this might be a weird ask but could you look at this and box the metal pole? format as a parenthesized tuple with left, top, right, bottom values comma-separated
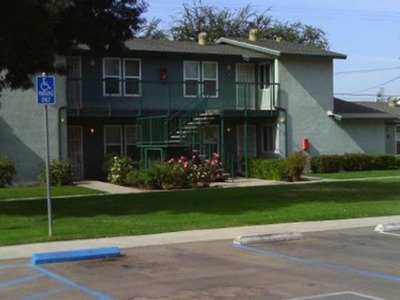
(244, 118, 248, 179)
(44, 104, 53, 236)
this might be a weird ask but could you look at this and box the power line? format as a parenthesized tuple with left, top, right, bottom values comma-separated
(335, 67, 400, 75)
(351, 75, 400, 94)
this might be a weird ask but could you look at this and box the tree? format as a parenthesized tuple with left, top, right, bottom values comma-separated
(0, 0, 147, 91)
(138, 18, 169, 40)
(171, 1, 329, 49)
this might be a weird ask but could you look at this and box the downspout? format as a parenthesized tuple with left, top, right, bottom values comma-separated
(58, 105, 68, 159)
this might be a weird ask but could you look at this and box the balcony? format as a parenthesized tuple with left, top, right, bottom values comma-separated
(66, 78, 280, 116)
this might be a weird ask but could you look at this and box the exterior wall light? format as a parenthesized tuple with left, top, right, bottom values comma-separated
(90, 128, 95, 134)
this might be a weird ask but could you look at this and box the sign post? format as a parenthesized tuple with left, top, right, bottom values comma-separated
(37, 73, 56, 236)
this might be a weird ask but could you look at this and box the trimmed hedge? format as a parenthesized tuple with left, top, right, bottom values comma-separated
(310, 154, 400, 173)
(250, 158, 287, 181)
(250, 151, 308, 182)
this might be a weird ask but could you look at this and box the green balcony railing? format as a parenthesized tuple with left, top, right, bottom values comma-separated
(66, 78, 280, 115)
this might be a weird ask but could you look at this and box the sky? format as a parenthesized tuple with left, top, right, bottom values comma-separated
(144, 0, 400, 101)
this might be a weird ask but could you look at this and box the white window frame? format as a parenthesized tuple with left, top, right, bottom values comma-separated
(104, 125, 123, 156)
(124, 125, 140, 155)
(183, 61, 201, 98)
(258, 63, 271, 90)
(202, 61, 218, 98)
(66, 56, 82, 107)
(103, 57, 122, 96)
(261, 124, 276, 153)
(123, 58, 142, 97)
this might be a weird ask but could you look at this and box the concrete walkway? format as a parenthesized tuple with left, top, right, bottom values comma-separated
(76, 180, 143, 194)
(1, 215, 400, 260)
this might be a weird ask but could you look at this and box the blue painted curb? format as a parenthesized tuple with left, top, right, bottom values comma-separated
(31, 247, 120, 265)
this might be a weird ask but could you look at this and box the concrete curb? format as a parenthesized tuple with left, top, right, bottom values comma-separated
(233, 232, 303, 245)
(31, 247, 120, 265)
(375, 223, 400, 232)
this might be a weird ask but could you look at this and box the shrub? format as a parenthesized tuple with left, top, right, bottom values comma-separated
(371, 154, 400, 170)
(286, 151, 308, 182)
(0, 157, 16, 187)
(250, 158, 287, 181)
(38, 159, 73, 186)
(106, 156, 133, 185)
(310, 155, 342, 173)
(341, 153, 373, 171)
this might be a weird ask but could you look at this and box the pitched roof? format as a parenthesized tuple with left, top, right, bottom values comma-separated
(333, 98, 400, 120)
(217, 37, 347, 59)
(77, 39, 271, 58)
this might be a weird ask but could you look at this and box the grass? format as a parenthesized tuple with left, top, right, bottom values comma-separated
(0, 185, 102, 201)
(310, 169, 400, 179)
(2, 178, 400, 245)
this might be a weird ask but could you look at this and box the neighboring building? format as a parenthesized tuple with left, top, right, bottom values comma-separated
(1, 33, 397, 183)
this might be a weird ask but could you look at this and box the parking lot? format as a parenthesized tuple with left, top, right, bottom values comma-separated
(1, 227, 400, 299)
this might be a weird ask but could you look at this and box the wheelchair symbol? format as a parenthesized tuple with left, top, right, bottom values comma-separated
(40, 78, 51, 92)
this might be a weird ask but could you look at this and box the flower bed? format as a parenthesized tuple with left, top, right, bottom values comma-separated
(106, 152, 225, 190)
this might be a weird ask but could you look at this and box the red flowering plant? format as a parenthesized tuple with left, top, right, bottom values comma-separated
(164, 156, 193, 189)
(190, 152, 225, 187)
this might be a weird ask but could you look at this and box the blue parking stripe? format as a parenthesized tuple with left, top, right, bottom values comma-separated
(33, 265, 114, 300)
(0, 274, 45, 289)
(235, 244, 400, 283)
(19, 287, 71, 300)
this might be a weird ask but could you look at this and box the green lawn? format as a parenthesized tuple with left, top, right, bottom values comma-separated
(0, 185, 102, 201)
(2, 178, 400, 245)
(310, 169, 400, 179)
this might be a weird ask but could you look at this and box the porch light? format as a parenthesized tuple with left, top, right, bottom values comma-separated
(226, 127, 231, 133)
(90, 128, 95, 134)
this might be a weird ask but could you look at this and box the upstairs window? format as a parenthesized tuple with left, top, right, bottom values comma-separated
(103, 58, 142, 96)
(184, 61, 200, 97)
(103, 58, 121, 96)
(202, 62, 218, 97)
(124, 59, 141, 96)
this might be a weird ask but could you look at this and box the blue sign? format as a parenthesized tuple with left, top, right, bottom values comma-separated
(37, 76, 56, 104)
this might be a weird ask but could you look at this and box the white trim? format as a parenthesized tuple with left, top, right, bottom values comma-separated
(261, 124, 276, 154)
(202, 124, 220, 152)
(235, 63, 256, 110)
(201, 61, 218, 98)
(66, 56, 82, 107)
(123, 58, 142, 97)
(103, 125, 123, 156)
(183, 60, 200, 98)
(215, 37, 281, 56)
(103, 57, 121, 96)
(67, 125, 84, 179)
(124, 125, 140, 156)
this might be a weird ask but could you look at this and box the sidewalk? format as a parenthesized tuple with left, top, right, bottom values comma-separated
(1, 215, 400, 260)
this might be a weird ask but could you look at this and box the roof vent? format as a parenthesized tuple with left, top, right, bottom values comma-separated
(249, 29, 258, 42)
(198, 32, 207, 46)
(388, 97, 400, 107)
(274, 36, 282, 42)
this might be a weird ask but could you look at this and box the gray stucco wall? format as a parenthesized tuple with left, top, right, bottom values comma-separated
(277, 56, 387, 155)
(0, 60, 67, 183)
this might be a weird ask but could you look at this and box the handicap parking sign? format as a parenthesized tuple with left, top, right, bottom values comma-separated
(37, 76, 56, 104)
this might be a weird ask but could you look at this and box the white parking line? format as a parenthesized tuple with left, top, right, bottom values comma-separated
(288, 290, 386, 300)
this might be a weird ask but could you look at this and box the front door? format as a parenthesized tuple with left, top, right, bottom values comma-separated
(236, 125, 256, 173)
(67, 126, 84, 180)
(258, 63, 272, 110)
(236, 63, 255, 110)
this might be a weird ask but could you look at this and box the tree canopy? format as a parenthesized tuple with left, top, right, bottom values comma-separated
(0, 0, 329, 91)
(0, 0, 147, 90)
(170, 1, 329, 49)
